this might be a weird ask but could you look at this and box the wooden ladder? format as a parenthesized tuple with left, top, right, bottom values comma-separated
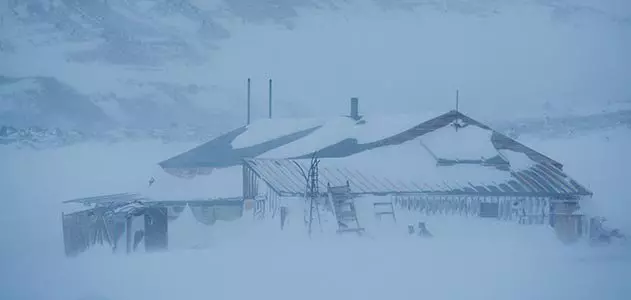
(328, 182, 364, 235)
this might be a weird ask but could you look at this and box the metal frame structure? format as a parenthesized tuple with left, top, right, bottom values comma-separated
(392, 194, 553, 224)
(61, 194, 244, 257)
(243, 159, 592, 200)
(241, 157, 592, 234)
(242, 158, 591, 198)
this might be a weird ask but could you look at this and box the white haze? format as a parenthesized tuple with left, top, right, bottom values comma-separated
(1, 128, 631, 300)
(2, 1, 631, 300)
(1, 0, 630, 126)
(212, 2, 631, 121)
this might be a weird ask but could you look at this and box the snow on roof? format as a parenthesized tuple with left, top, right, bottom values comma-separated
(419, 122, 498, 161)
(164, 111, 434, 162)
(327, 140, 509, 187)
(259, 117, 358, 158)
(160, 110, 566, 176)
(499, 149, 535, 171)
(231, 117, 323, 149)
(245, 137, 591, 197)
(64, 167, 244, 207)
(259, 113, 439, 158)
(352, 113, 438, 144)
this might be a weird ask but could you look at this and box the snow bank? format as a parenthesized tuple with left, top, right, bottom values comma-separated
(167, 205, 214, 250)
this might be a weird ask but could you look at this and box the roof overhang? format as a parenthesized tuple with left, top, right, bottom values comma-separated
(243, 158, 592, 198)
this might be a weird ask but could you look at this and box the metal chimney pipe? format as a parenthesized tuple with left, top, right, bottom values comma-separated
(247, 78, 251, 125)
(350, 97, 359, 120)
(268, 79, 273, 119)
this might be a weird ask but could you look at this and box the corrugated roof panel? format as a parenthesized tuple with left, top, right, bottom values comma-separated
(498, 183, 515, 193)
(249, 160, 298, 194)
(318, 167, 347, 189)
(523, 169, 560, 194)
(463, 187, 477, 194)
(533, 164, 576, 193)
(472, 185, 491, 193)
(243, 158, 591, 197)
(272, 160, 305, 193)
(340, 167, 374, 193)
(533, 167, 573, 194)
(568, 179, 591, 195)
(507, 180, 526, 192)
(486, 185, 503, 193)
(512, 171, 542, 193)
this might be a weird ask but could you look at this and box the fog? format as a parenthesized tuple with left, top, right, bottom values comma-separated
(211, 1, 631, 120)
(1, 1, 631, 300)
(2, 129, 631, 300)
(1, 0, 630, 127)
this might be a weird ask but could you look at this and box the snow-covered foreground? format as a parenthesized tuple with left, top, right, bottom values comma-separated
(1, 128, 631, 300)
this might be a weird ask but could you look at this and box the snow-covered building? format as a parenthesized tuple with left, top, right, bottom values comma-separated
(160, 105, 592, 239)
(160, 108, 591, 198)
(160, 104, 593, 241)
(61, 103, 594, 256)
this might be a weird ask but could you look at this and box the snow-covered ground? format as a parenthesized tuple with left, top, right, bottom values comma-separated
(1, 126, 630, 300)
(2, 1, 630, 299)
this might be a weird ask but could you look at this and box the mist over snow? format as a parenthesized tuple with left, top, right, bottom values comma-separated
(1, 127, 631, 300)
(2, 1, 631, 300)
(522, 127, 631, 233)
(0, 0, 630, 132)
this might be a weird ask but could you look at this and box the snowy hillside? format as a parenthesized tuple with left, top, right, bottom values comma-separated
(1, 0, 630, 132)
(0, 76, 112, 129)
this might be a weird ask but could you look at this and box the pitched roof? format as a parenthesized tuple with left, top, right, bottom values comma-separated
(159, 110, 564, 173)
